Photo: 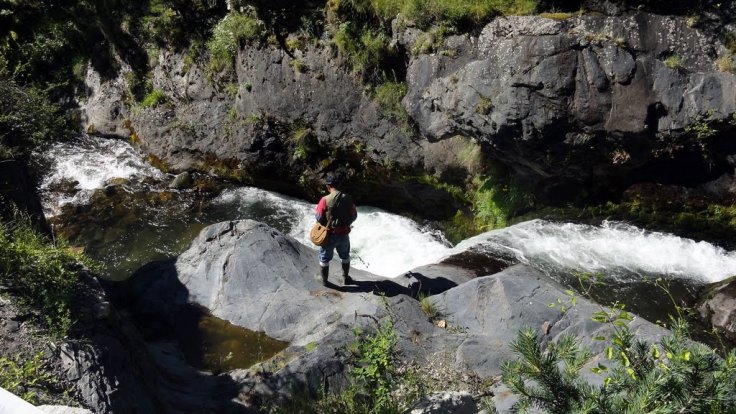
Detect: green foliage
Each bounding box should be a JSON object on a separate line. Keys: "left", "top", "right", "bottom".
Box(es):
{"left": 503, "top": 312, "right": 736, "bottom": 413}
{"left": 290, "top": 58, "right": 308, "bottom": 73}
{"left": 345, "top": 0, "right": 537, "bottom": 29}
{"left": 725, "top": 31, "right": 736, "bottom": 55}
{"left": 140, "top": 89, "right": 167, "bottom": 108}
{"left": 333, "top": 22, "right": 392, "bottom": 82}
{"left": 207, "top": 10, "right": 265, "bottom": 76}
{"left": 475, "top": 95, "right": 493, "bottom": 115}
{"left": 372, "top": 81, "right": 410, "bottom": 129}
{"left": 418, "top": 292, "right": 440, "bottom": 320}
{"left": 716, "top": 55, "right": 735, "bottom": 73}
{"left": 0, "top": 80, "right": 75, "bottom": 159}
{"left": 664, "top": 53, "right": 682, "bottom": 69}
{"left": 473, "top": 175, "right": 535, "bottom": 230}
{"left": 351, "top": 320, "right": 399, "bottom": 412}
{"left": 0, "top": 220, "right": 92, "bottom": 337}
{"left": 0, "top": 352, "right": 57, "bottom": 404}
{"left": 685, "top": 115, "right": 718, "bottom": 140}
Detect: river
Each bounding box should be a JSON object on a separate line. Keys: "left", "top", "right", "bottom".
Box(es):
{"left": 38, "top": 135, "right": 736, "bottom": 286}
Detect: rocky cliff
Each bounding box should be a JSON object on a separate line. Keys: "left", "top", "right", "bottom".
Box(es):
{"left": 81, "top": 9, "right": 736, "bottom": 212}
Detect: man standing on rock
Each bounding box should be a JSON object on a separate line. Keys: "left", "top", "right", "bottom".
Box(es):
{"left": 315, "top": 173, "right": 357, "bottom": 286}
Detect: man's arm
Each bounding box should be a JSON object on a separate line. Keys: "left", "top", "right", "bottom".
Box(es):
{"left": 315, "top": 197, "right": 327, "bottom": 223}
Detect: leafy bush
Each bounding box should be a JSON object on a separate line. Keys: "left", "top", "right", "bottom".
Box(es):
{"left": 0, "top": 220, "right": 91, "bottom": 337}
{"left": 0, "top": 80, "right": 75, "bottom": 159}
{"left": 373, "top": 81, "right": 409, "bottom": 127}
{"left": 502, "top": 313, "right": 736, "bottom": 413}
{"left": 207, "top": 10, "right": 265, "bottom": 76}
{"left": 357, "top": 0, "right": 537, "bottom": 28}
{"left": 0, "top": 352, "right": 57, "bottom": 404}
{"left": 664, "top": 53, "right": 682, "bottom": 69}
{"left": 333, "top": 22, "right": 392, "bottom": 82}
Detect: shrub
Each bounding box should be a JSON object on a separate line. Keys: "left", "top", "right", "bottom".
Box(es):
{"left": 373, "top": 81, "right": 409, "bottom": 125}
{"left": 207, "top": 11, "right": 264, "bottom": 76}
{"left": 0, "top": 80, "right": 75, "bottom": 159}
{"left": 0, "top": 352, "right": 57, "bottom": 404}
{"left": 140, "top": 89, "right": 167, "bottom": 108}
{"left": 473, "top": 176, "right": 535, "bottom": 230}
{"left": 502, "top": 312, "right": 736, "bottom": 413}
{"left": 716, "top": 55, "right": 735, "bottom": 73}
{"left": 419, "top": 292, "right": 440, "bottom": 320}
{"left": 0, "top": 220, "right": 92, "bottom": 337}
{"left": 664, "top": 53, "right": 682, "bottom": 69}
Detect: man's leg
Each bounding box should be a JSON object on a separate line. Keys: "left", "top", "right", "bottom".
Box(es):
{"left": 318, "top": 237, "right": 335, "bottom": 286}
{"left": 335, "top": 235, "right": 353, "bottom": 285}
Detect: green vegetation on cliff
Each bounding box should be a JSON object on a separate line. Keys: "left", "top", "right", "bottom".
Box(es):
{"left": 0, "top": 220, "right": 93, "bottom": 337}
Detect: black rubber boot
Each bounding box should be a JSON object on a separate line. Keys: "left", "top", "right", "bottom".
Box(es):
{"left": 320, "top": 266, "right": 329, "bottom": 286}
{"left": 342, "top": 263, "right": 353, "bottom": 285}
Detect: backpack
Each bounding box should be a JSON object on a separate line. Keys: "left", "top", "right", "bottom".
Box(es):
{"left": 326, "top": 191, "right": 354, "bottom": 228}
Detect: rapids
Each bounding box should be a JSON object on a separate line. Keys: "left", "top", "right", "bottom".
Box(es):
{"left": 37, "top": 136, "right": 736, "bottom": 286}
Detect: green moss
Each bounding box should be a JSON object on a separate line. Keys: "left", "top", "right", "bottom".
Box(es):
{"left": 140, "top": 89, "right": 167, "bottom": 108}
{"left": 373, "top": 81, "right": 409, "bottom": 129}
{"left": 475, "top": 95, "right": 493, "bottom": 115}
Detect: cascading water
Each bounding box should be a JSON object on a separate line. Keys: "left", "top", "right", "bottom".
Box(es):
{"left": 210, "top": 188, "right": 453, "bottom": 277}
{"left": 456, "top": 220, "right": 736, "bottom": 284}
{"left": 37, "top": 136, "right": 736, "bottom": 287}
{"left": 38, "top": 135, "right": 164, "bottom": 216}
{"left": 36, "top": 135, "right": 736, "bottom": 372}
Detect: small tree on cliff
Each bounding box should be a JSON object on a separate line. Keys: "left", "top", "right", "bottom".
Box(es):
{"left": 501, "top": 312, "right": 736, "bottom": 413}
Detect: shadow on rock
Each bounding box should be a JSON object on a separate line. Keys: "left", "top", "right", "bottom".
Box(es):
{"left": 104, "top": 258, "right": 252, "bottom": 414}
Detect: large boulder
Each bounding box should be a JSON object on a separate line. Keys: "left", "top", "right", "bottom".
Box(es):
{"left": 125, "top": 220, "right": 672, "bottom": 411}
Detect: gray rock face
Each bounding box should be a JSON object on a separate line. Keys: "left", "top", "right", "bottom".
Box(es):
{"left": 405, "top": 391, "right": 477, "bottom": 414}
{"left": 80, "top": 12, "right": 736, "bottom": 208}
{"left": 130, "top": 45, "right": 421, "bottom": 174}
{"left": 174, "top": 219, "right": 395, "bottom": 343}
{"left": 405, "top": 13, "right": 736, "bottom": 188}
{"left": 129, "top": 220, "right": 672, "bottom": 411}
{"left": 698, "top": 277, "right": 736, "bottom": 342}
{"left": 430, "top": 265, "right": 669, "bottom": 380}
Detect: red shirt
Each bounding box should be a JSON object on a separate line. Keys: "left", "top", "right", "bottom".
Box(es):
{"left": 315, "top": 193, "right": 357, "bottom": 234}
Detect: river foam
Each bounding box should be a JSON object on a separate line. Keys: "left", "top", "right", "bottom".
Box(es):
{"left": 458, "top": 220, "right": 736, "bottom": 284}
{"left": 213, "top": 188, "right": 452, "bottom": 277}
{"left": 39, "top": 136, "right": 164, "bottom": 214}
{"left": 38, "top": 136, "right": 736, "bottom": 284}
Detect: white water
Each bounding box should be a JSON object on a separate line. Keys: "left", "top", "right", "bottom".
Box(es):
{"left": 38, "top": 136, "right": 736, "bottom": 283}
{"left": 458, "top": 220, "right": 736, "bottom": 284}
{"left": 212, "top": 188, "right": 453, "bottom": 277}
{"left": 38, "top": 136, "right": 164, "bottom": 214}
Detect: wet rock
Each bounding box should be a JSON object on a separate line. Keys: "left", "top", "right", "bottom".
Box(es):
{"left": 698, "top": 277, "right": 736, "bottom": 342}
{"left": 93, "top": 302, "right": 111, "bottom": 320}
{"left": 404, "top": 391, "right": 477, "bottom": 414}
{"left": 168, "top": 172, "right": 193, "bottom": 189}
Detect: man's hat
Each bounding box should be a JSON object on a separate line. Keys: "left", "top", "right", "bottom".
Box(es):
{"left": 324, "top": 173, "right": 338, "bottom": 186}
